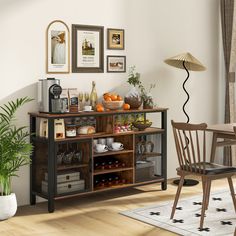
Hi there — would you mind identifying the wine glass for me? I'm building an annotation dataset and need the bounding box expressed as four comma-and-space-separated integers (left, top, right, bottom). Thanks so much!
78, 92, 84, 111
84, 92, 90, 105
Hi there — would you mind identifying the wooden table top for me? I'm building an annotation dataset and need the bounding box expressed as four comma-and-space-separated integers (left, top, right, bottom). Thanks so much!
207, 123, 236, 134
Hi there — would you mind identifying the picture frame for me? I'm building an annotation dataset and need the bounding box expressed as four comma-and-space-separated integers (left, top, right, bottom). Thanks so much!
46, 20, 70, 74
72, 24, 104, 73
107, 28, 124, 50
107, 55, 126, 73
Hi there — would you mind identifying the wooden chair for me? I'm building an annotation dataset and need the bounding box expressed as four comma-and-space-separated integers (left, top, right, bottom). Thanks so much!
171, 120, 236, 229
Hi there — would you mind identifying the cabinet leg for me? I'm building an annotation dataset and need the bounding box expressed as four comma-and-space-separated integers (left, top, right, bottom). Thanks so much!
30, 193, 36, 205
161, 181, 167, 190
48, 199, 55, 213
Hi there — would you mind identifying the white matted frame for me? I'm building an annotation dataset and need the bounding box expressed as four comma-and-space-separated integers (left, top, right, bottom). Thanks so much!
46, 20, 70, 74
107, 55, 126, 73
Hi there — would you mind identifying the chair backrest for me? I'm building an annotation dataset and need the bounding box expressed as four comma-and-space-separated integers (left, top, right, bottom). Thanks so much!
171, 120, 208, 174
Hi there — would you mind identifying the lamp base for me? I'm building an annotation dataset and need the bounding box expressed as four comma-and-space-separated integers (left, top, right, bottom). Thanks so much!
173, 178, 199, 186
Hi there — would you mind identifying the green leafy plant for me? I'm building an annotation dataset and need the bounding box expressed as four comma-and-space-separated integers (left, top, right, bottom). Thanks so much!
0, 97, 33, 196
127, 66, 156, 104
127, 66, 141, 87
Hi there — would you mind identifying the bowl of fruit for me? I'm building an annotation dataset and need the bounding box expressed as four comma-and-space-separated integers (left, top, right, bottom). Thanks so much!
102, 93, 124, 110
132, 120, 152, 131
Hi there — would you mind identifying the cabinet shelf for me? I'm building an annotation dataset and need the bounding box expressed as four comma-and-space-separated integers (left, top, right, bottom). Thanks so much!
57, 163, 89, 171
93, 149, 133, 157
93, 167, 133, 175
137, 152, 161, 158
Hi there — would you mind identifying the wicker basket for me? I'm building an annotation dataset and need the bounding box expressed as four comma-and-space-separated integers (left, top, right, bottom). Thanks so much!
102, 100, 124, 110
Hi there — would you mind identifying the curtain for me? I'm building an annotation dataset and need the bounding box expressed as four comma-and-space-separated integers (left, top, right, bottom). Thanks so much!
221, 0, 236, 166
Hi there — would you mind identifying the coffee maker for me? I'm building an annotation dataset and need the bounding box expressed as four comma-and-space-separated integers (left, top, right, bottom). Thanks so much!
38, 78, 62, 113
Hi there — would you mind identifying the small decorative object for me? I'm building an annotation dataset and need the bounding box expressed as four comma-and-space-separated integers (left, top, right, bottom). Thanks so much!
132, 120, 152, 131
107, 28, 124, 50
107, 55, 126, 73
125, 66, 142, 109
90, 81, 98, 110
72, 24, 104, 73
140, 84, 156, 109
46, 20, 70, 74
0, 97, 33, 220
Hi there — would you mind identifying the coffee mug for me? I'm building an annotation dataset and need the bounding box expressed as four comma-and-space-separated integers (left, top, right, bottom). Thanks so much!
98, 138, 106, 145
111, 142, 123, 150
95, 144, 108, 152
106, 137, 114, 147
84, 105, 92, 111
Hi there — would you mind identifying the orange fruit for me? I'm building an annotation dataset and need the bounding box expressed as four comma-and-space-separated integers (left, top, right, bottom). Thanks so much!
105, 96, 112, 101
111, 94, 118, 101
97, 106, 104, 112
103, 93, 111, 99
123, 103, 130, 110
117, 95, 123, 101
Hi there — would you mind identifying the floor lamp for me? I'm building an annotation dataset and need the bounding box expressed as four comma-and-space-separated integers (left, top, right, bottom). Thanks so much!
164, 52, 206, 186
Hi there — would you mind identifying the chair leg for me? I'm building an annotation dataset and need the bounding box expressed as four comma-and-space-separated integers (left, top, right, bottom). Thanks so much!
206, 181, 211, 210
200, 179, 210, 229
170, 175, 185, 219
227, 177, 236, 212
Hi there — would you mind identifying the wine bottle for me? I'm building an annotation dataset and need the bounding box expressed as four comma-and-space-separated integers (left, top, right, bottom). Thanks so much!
90, 81, 98, 110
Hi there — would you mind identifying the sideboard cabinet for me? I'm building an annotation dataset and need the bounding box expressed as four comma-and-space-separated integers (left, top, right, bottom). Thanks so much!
29, 108, 168, 212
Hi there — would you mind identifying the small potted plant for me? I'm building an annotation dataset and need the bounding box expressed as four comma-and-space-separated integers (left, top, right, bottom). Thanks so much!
140, 83, 156, 109
125, 66, 142, 109
0, 97, 33, 220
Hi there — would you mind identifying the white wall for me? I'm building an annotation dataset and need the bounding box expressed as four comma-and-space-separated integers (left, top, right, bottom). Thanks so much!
0, 0, 220, 206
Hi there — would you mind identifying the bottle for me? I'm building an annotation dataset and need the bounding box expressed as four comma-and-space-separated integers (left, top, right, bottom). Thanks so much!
90, 81, 98, 110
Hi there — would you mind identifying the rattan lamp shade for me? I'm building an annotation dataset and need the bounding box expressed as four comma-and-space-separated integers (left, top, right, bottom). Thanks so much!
164, 52, 206, 71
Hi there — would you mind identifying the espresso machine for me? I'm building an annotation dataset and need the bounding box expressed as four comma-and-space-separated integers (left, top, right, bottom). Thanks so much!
38, 78, 63, 113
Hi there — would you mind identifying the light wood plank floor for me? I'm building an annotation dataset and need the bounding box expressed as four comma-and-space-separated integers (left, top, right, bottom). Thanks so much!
0, 177, 235, 236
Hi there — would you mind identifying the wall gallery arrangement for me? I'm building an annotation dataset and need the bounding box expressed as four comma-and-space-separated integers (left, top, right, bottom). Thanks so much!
46, 21, 125, 74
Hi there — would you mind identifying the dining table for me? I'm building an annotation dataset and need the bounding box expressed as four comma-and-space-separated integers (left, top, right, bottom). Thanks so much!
207, 123, 236, 163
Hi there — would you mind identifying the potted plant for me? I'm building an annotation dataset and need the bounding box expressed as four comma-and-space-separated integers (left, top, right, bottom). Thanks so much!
140, 83, 156, 109
125, 66, 142, 109
0, 97, 33, 220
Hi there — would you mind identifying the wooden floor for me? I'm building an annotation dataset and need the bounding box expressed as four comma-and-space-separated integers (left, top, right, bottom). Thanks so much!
0, 177, 235, 236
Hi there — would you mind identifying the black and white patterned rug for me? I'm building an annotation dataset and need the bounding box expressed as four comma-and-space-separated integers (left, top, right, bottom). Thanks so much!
121, 190, 236, 236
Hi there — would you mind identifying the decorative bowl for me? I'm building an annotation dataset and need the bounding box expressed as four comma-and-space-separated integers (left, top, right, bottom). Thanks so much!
132, 121, 152, 131
102, 100, 124, 110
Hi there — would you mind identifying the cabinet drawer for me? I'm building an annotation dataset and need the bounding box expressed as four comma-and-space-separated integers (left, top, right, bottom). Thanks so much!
42, 180, 85, 194
45, 171, 80, 183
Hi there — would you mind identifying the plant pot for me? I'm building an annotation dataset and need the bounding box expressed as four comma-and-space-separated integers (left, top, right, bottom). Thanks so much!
124, 86, 142, 109
143, 95, 154, 109
0, 193, 17, 220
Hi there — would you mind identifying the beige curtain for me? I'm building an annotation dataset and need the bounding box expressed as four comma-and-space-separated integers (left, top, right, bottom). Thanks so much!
221, 0, 236, 166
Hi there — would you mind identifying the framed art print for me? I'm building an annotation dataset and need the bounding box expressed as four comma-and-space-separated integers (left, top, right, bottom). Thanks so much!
46, 20, 70, 74
107, 55, 126, 73
72, 24, 104, 73
107, 28, 124, 50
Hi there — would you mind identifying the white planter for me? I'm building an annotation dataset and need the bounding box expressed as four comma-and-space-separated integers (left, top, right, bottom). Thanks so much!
0, 193, 17, 220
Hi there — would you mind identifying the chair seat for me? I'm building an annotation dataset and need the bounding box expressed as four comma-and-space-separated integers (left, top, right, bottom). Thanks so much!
178, 162, 236, 175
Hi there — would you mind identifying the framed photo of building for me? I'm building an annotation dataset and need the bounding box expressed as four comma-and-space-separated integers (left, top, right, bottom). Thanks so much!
72, 24, 104, 73
46, 20, 70, 74
107, 55, 126, 73
107, 28, 124, 50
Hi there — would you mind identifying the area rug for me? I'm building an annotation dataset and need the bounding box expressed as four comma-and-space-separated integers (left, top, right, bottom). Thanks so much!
121, 190, 236, 236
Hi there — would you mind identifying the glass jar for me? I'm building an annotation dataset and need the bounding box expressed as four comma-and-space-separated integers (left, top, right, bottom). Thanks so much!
65, 124, 77, 137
